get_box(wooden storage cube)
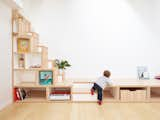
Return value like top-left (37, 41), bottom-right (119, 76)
top-left (14, 52), bottom-right (42, 69)
top-left (103, 87), bottom-right (117, 101)
top-left (13, 11), bottom-right (30, 33)
top-left (15, 35), bottom-right (39, 54)
top-left (72, 82), bottom-right (97, 101)
top-left (25, 53), bottom-right (42, 69)
top-left (15, 87), bottom-right (47, 102)
top-left (49, 87), bottom-right (71, 101)
top-left (16, 17), bottom-right (31, 33)
top-left (72, 83), bottom-right (118, 102)
top-left (120, 88), bottom-right (146, 102)
top-left (14, 71), bottom-right (37, 85)
top-left (26, 88), bottom-right (46, 99)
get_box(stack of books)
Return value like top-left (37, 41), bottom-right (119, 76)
top-left (14, 88), bottom-right (27, 101)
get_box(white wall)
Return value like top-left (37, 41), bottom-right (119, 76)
top-left (23, 0), bottom-right (160, 79)
top-left (0, 1), bottom-right (12, 110)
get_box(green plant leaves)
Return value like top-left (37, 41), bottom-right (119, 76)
top-left (55, 59), bottom-right (71, 69)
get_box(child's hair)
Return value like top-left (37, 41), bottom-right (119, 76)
top-left (103, 70), bottom-right (111, 78)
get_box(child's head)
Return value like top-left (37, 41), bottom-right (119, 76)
top-left (103, 70), bottom-right (111, 78)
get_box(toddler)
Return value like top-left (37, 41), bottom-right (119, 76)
top-left (91, 70), bottom-right (113, 105)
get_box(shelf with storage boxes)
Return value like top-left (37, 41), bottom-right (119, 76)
top-left (13, 68), bottom-right (59, 102)
top-left (12, 11), bottom-right (59, 103)
top-left (14, 87), bottom-right (47, 102)
top-left (13, 70), bottom-right (54, 103)
top-left (120, 87), bottom-right (147, 102)
top-left (13, 69), bottom-right (55, 87)
top-left (14, 52), bottom-right (42, 69)
top-left (13, 33), bottom-right (43, 70)
top-left (13, 49), bottom-right (49, 70)
top-left (48, 87), bottom-right (72, 101)
top-left (13, 33), bottom-right (39, 54)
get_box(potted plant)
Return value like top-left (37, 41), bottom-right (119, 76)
top-left (55, 59), bottom-right (71, 70)
top-left (55, 59), bottom-right (71, 81)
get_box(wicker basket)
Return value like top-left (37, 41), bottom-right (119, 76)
top-left (120, 89), bottom-right (146, 102)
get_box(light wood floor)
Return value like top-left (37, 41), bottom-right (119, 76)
top-left (0, 103), bottom-right (160, 120)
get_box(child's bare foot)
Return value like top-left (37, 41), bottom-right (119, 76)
top-left (98, 100), bottom-right (102, 105)
top-left (91, 89), bottom-right (94, 95)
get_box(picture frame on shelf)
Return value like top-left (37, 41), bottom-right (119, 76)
top-left (39, 71), bottom-right (53, 85)
top-left (17, 38), bottom-right (30, 53)
top-left (137, 66), bottom-right (150, 80)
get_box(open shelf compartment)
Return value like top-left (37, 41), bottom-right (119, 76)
top-left (14, 87), bottom-right (47, 102)
top-left (14, 70), bottom-right (38, 86)
top-left (48, 87), bottom-right (71, 101)
top-left (14, 52), bottom-right (42, 70)
top-left (103, 87), bottom-right (119, 102)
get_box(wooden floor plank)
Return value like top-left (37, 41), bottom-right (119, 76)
top-left (0, 103), bottom-right (160, 120)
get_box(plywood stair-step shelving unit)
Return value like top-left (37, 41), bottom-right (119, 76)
top-left (12, 10), bottom-right (160, 103)
top-left (12, 10), bottom-right (72, 103)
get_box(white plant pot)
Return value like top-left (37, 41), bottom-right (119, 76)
top-left (59, 69), bottom-right (64, 75)
top-left (57, 69), bottom-right (65, 82)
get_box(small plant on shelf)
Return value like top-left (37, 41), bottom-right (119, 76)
top-left (55, 59), bottom-right (71, 70)
top-left (55, 59), bottom-right (71, 81)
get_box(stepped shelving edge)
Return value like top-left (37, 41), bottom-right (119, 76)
top-left (12, 10), bottom-right (72, 103)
